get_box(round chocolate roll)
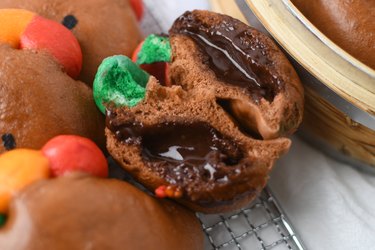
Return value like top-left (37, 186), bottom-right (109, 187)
top-left (0, 174), bottom-right (203, 250)
top-left (105, 10), bottom-right (303, 213)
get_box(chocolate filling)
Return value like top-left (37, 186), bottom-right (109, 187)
top-left (170, 11), bottom-right (283, 102)
top-left (141, 122), bottom-right (243, 183)
top-left (107, 114), bottom-right (244, 189)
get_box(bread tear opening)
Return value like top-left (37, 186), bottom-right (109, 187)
top-left (216, 98), bottom-right (263, 140)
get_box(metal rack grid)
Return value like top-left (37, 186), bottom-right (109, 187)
top-left (135, 1), bottom-right (306, 249)
top-left (197, 188), bottom-right (304, 250)
top-left (111, 156), bottom-right (304, 250)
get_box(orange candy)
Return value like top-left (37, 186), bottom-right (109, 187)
top-left (0, 9), bottom-right (34, 48)
top-left (0, 149), bottom-right (50, 213)
top-left (155, 185), bottom-right (183, 199)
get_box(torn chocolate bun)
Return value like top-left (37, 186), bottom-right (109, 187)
top-left (106, 80), bottom-right (292, 213)
top-left (101, 10), bottom-right (303, 213)
top-left (169, 10), bottom-right (304, 139)
top-left (0, 174), bottom-right (203, 250)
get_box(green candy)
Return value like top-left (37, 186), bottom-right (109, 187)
top-left (0, 214), bottom-right (5, 226)
top-left (136, 34), bottom-right (171, 65)
top-left (93, 55), bottom-right (150, 114)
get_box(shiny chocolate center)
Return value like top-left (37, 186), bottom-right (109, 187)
top-left (107, 119), bottom-right (243, 185)
top-left (170, 11), bottom-right (283, 102)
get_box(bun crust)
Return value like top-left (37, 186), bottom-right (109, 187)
top-left (0, 0), bottom-right (143, 83)
top-left (0, 174), bottom-right (203, 250)
top-left (292, 0), bottom-right (375, 69)
top-left (0, 45), bottom-right (105, 152)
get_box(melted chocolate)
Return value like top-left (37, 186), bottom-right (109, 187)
top-left (106, 115), bottom-right (244, 187)
top-left (170, 11), bottom-right (283, 102)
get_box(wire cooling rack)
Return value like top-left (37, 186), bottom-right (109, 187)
top-left (197, 188), bottom-right (304, 250)
top-left (135, 1), bottom-right (305, 249)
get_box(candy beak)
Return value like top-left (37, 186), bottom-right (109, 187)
top-left (21, 15), bottom-right (82, 79)
top-left (0, 9), bottom-right (82, 79)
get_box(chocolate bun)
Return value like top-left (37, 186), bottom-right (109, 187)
top-left (0, 174), bottom-right (203, 250)
top-left (106, 79), bottom-right (292, 213)
top-left (0, 45), bottom-right (105, 152)
top-left (105, 10), bottom-right (303, 213)
top-left (0, 0), bottom-right (142, 83)
top-left (169, 10), bottom-right (304, 139)
top-left (292, 0), bottom-right (375, 69)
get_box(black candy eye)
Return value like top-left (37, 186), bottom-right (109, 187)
top-left (2, 133), bottom-right (16, 151)
top-left (62, 15), bottom-right (78, 30)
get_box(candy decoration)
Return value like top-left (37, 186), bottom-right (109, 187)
top-left (172, 187), bottom-right (183, 198)
top-left (155, 185), bottom-right (167, 198)
top-left (132, 35), bottom-right (171, 85)
top-left (0, 135), bottom-right (108, 214)
top-left (135, 34), bottom-right (171, 65)
top-left (0, 149), bottom-right (50, 213)
top-left (155, 185), bottom-right (183, 199)
top-left (142, 61), bottom-right (170, 86)
top-left (1, 133), bottom-right (16, 151)
top-left (21, 15), bottom-right (82, 78)
top-left (132, 45), bottom-right (169, 85)
top-left (62, 15), bottom-right (78, 30)
top-left (130, 0), bottom-right (144, 21)
top-left (0, 9), bottom-right (82, 78)
top-left (42, 135), bottom-right (108, 178)
top-left (131, 41), bottom-right (144, 62)
top-left (0, 9), bottom-right (34, 48)
top-left (93, 55), bottom-right (150, 114)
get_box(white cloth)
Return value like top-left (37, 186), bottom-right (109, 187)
top-left (142, 0), bottom-right (210, 33)
top-left (270, 136), bottom-right (375, 250)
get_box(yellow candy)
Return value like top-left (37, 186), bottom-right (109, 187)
top-left (0, 149), bottom-right (50, 213)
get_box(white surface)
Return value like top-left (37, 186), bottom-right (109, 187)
top-left (142, 0), bottom-right (210, 32)
top-left (142, 1), bottom-right (375, 249)
top-left (270, 136), bottom-right (375, 250)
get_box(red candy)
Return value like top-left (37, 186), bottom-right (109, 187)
top-left (155, 185), bottom-right (182, 199)
top-left (130, 0), bottom-right (144, 21)
top-left (0, 9), bottom-right (82, 79)
top-left (21, 15), bottom-right (82, 78)
top-left (155, 185), bottom-right (167, 198)
top-left (42, 135), bottom-right (108, 178)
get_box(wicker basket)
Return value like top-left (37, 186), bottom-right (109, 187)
top-left (211, 0), bottom-right (375, 170)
